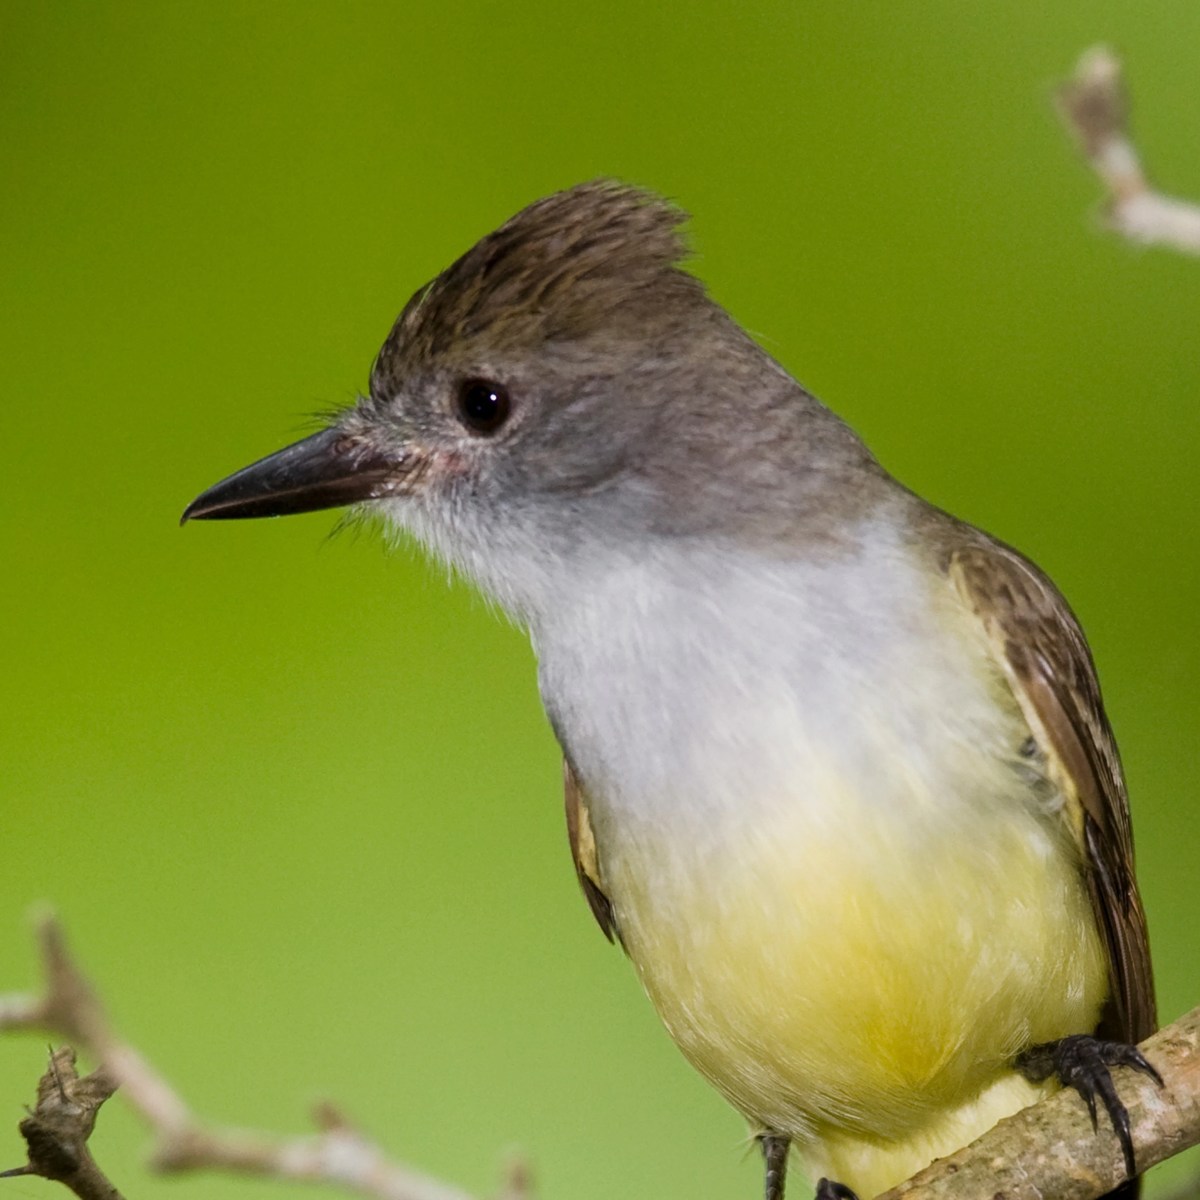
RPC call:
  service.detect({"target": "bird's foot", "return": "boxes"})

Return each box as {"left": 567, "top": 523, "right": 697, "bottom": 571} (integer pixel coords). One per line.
{"left": 759, "top": 1134, "right": 790, "bottom": 1200}
{"left": 1016, "top": 1034, "right": 1162, "bottom": 1177}
{"left": 815, "top": 1179, "right": 859, "bottom": 1200}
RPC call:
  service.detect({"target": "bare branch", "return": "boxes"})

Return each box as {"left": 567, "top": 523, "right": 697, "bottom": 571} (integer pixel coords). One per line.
{"left": 880, "top": 1006, "right": 1200, "bottom": 1200}
{"left": 1, "top": 914, "right": 476, "bottom": 1200}
{"left": 1057, "top": 46, "right": 1200, "bottom": 254}
{"left": 3, "top": 1046, "right": 122, "bottom": 1200}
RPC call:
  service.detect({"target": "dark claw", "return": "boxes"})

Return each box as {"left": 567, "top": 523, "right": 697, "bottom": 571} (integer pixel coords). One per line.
{"left": 1016, "top": 1035, "right": 1163, "bottom": 1178}
{"left": 1122, "top": 1046, "right": 1165, "bottom": 1088}
{"left": 815, "top": 1180, "right": 859, "bottom": 1200}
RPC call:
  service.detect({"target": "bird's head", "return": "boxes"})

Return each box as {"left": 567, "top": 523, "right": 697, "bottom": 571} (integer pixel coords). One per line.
{"left": 183, "top": 182, "right": 878, "bottom": 618}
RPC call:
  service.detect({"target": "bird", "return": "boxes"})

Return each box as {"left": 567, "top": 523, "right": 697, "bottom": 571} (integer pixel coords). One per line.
{"left": 183, "top": 181, "right": 1158, "bottom": 1200}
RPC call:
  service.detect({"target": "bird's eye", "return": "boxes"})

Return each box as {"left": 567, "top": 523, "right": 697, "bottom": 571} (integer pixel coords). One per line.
{"left": 455, "top": 378, "right": 512, "bottom": 435}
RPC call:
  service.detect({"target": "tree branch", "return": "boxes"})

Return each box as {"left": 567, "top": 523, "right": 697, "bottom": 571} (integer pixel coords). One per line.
{"left": 1, "top": 914, "right": 485, "bottom": 1200}
{"left": 3, "top": 914, "right": 1200, "bottom": 1200}
{"left": 881, "top": 1007, "right": 1200, "bottom": 1200}
{"left": 1, "top": 1047, "right": 122, "bottom": 1200}
{"left": 1057, "top": 46, "right": 1200, "bottom": 254}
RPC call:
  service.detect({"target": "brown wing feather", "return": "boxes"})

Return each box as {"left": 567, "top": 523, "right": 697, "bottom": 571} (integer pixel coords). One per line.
{"left": 948, "top": 537, "right": 1155, "bottom": 1044}
{"left": 563, "top": 757, "right": 620, "bottom": 945}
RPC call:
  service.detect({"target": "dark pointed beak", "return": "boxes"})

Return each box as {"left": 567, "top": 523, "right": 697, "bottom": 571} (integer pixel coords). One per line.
{"left": 181, "top": 427, "right": 413, "bottom": 523}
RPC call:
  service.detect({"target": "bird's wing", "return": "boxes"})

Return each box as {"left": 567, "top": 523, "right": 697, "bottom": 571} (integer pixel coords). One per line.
{"left": 947, "top": 537, "right": 1155, "bottom": 1043}
{"left": 563, "top": 757, "right": 620, "bottom": 945}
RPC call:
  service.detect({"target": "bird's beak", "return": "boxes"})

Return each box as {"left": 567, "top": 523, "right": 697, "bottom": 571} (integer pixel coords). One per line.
{"left": 181, "top": 426, "right": 414, "bottom": 523}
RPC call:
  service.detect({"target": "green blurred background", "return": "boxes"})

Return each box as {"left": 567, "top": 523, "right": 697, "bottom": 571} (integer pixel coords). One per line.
{"left": 3, "top": 4, "right": 1198, "bottom": 1199}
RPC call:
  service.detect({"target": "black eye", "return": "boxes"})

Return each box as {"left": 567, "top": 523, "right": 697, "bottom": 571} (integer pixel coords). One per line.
{"left": 455, "top": 378, "right": 512, "bottom": 435}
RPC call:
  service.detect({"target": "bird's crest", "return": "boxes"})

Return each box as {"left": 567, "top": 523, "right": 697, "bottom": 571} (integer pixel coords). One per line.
{"left": 372, "top": 181, "right": 705, "bottom": 384}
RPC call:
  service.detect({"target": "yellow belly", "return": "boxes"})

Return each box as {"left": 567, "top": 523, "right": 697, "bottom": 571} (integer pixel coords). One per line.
{"left": 606, "top": 800, "right": 1108, "bottom": 1198}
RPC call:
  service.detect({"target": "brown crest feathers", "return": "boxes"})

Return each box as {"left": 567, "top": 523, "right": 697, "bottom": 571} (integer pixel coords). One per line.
{"left": 373, "top": 181, "right": 706, "bottom": 379}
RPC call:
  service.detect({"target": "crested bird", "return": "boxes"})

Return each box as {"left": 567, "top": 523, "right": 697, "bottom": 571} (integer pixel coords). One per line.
{"left": 184, "top": 181, "right": 1158, "bottom": 1200}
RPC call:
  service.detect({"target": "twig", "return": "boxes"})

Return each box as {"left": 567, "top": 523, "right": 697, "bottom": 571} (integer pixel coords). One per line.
{"left": 880, "top": 1006, "right": 1200, "bottom": 1200}
{"left": 0, "top": 914, "right": 477, "bottom": 1200}
{"left": 2, "top": 1047, "right": 121, "bottom": 1200}
{"left": 1057, "top": 46, "right": 1200, "bottom": 254}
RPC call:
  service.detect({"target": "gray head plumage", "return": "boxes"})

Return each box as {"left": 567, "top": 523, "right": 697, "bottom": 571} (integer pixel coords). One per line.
{"left": 185, "top": 180, "right": 889, "bottom": 612}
